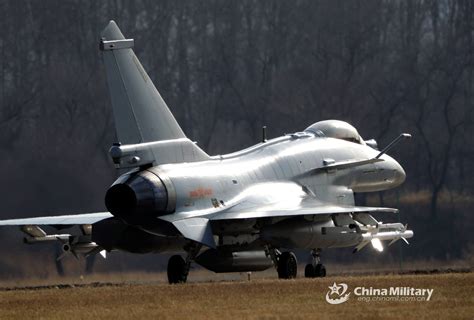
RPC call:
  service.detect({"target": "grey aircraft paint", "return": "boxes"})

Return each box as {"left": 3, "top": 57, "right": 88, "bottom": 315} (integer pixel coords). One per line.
{"left": 0, "top": 21, "right": 413, "bottom": 283}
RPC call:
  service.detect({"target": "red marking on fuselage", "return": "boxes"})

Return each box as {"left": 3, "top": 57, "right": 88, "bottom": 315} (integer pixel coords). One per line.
{"left": 189, "top": 187, "right": 213, "bottom": 198}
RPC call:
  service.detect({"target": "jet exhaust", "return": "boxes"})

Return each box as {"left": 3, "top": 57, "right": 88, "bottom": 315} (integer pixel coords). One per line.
{"left": 105, "top": 184, "right": 137, "bottom": 215}
{"left": 105, "top": 170, "right": 174, "bottom": 219}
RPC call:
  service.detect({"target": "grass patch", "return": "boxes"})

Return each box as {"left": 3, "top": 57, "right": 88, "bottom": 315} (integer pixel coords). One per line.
{"left": 0, "top": 273, "right": 471, "bottom": 319}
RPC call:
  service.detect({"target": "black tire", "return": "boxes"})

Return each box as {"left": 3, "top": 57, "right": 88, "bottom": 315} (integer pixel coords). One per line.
{"left": 277, "top": 251, "right": 298, "bottom": 279}
{"left": 304, "top": 264, "right": 315, "bottom": 278}
{"left": 167, "top": 255, "right": 187, "bottom": 284}
{"left": 315, "top": 264, "right": 326, "bottom": 277}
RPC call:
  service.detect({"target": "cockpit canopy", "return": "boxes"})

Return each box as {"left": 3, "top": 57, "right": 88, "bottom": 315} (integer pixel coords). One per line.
{"left": 304, "top": 120, "right": 365, "bottom": 144}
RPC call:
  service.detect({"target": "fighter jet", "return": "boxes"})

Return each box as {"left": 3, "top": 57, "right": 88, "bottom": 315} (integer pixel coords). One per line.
{"left": 0, "top": 21, "right": 413, "bottom": 283}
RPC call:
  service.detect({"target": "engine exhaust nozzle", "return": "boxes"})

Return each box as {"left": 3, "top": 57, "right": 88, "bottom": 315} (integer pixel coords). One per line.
{"left": 105, "top": 170, "right": 170, "bottom": 219}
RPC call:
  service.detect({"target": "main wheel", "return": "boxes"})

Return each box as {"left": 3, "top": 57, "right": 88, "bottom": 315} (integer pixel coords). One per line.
{"left": 167, "top": 255, "right": 187, "bottom": 284}
{"left": 277, "top": 251, "right": 298, "bottom": 279}
{"left": 315, "top": 264, "right": 326, "bottom": 277}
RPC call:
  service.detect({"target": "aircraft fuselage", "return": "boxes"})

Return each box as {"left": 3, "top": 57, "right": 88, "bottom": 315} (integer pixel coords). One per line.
{"left": 100, "top": 131, "right": 406, "bottom": 255}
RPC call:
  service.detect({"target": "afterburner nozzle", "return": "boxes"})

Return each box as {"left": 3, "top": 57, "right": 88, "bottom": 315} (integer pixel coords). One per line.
{"left": 105, "top": 170, "right": 170, "bottom": 219}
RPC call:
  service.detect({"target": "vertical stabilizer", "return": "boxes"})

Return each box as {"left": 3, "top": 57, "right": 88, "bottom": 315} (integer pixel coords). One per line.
{"left": 100, "top": 21, "right": 209, "bottom": 167}
{"left": 100, "top": 20, "right": 186, "bottom": 144}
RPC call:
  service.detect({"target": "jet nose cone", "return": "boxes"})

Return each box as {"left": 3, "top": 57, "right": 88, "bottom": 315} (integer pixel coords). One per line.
{"left": 393, "top": 162, "right": 406, "bottom": 186}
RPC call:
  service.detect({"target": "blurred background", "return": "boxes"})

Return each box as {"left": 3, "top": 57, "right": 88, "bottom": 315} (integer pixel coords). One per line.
{"left": 0, "top": 0, "right": 473, "bottom": 280}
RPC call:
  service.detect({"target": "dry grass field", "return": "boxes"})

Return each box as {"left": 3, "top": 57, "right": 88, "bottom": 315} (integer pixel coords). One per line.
{"left": 0, "top": 272, "right": 472, "bottom": 320}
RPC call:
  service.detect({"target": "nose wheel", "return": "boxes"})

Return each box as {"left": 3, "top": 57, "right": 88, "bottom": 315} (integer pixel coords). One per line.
{"left": 305, "top": 263, "right": 326, "bottom": 277}
{"left": 304, "top": 249, "right": 326, "bottom": 278}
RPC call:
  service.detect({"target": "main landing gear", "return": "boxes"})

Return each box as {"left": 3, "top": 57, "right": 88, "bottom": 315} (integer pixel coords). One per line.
{"left": 167, "top": 255, "right": 187, "bottom": 284}
{"left": 266, "top": 247, "right": 298, "bottom": 279}
{"left": 278, "top": 251, "right": 298, "bottom": 279}
{"left": 304, "top": 248, "right": 326, "bottom": 278}
{"left": 167, "top": 243, "right": 202, "bottom": 284}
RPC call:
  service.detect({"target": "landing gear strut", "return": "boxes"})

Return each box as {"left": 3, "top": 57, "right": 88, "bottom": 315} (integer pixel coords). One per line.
{"left": 265, "top": 246, "right": 298, "bottom": 279}
{"left": 304, "top": 249, "right": 326, "bottom": 278}
{"left": 167, "top": 243, "right": 202, "bottom": 284}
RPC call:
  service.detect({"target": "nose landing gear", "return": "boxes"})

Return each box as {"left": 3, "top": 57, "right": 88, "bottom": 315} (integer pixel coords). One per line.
{"left": 304, "top": 249, "right": 326, "bottom": 278}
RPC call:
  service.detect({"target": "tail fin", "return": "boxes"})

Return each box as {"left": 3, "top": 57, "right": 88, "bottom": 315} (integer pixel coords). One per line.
{"left": 101, "top": 20, "right": 186, "bottom": 144}
{"left": 100, "top": 21, "right": 209, "bottom": 167}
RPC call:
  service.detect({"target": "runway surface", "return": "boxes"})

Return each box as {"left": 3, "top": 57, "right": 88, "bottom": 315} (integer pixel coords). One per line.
{"left": 0, "top": 271, "right": 472, "bottom": 319}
